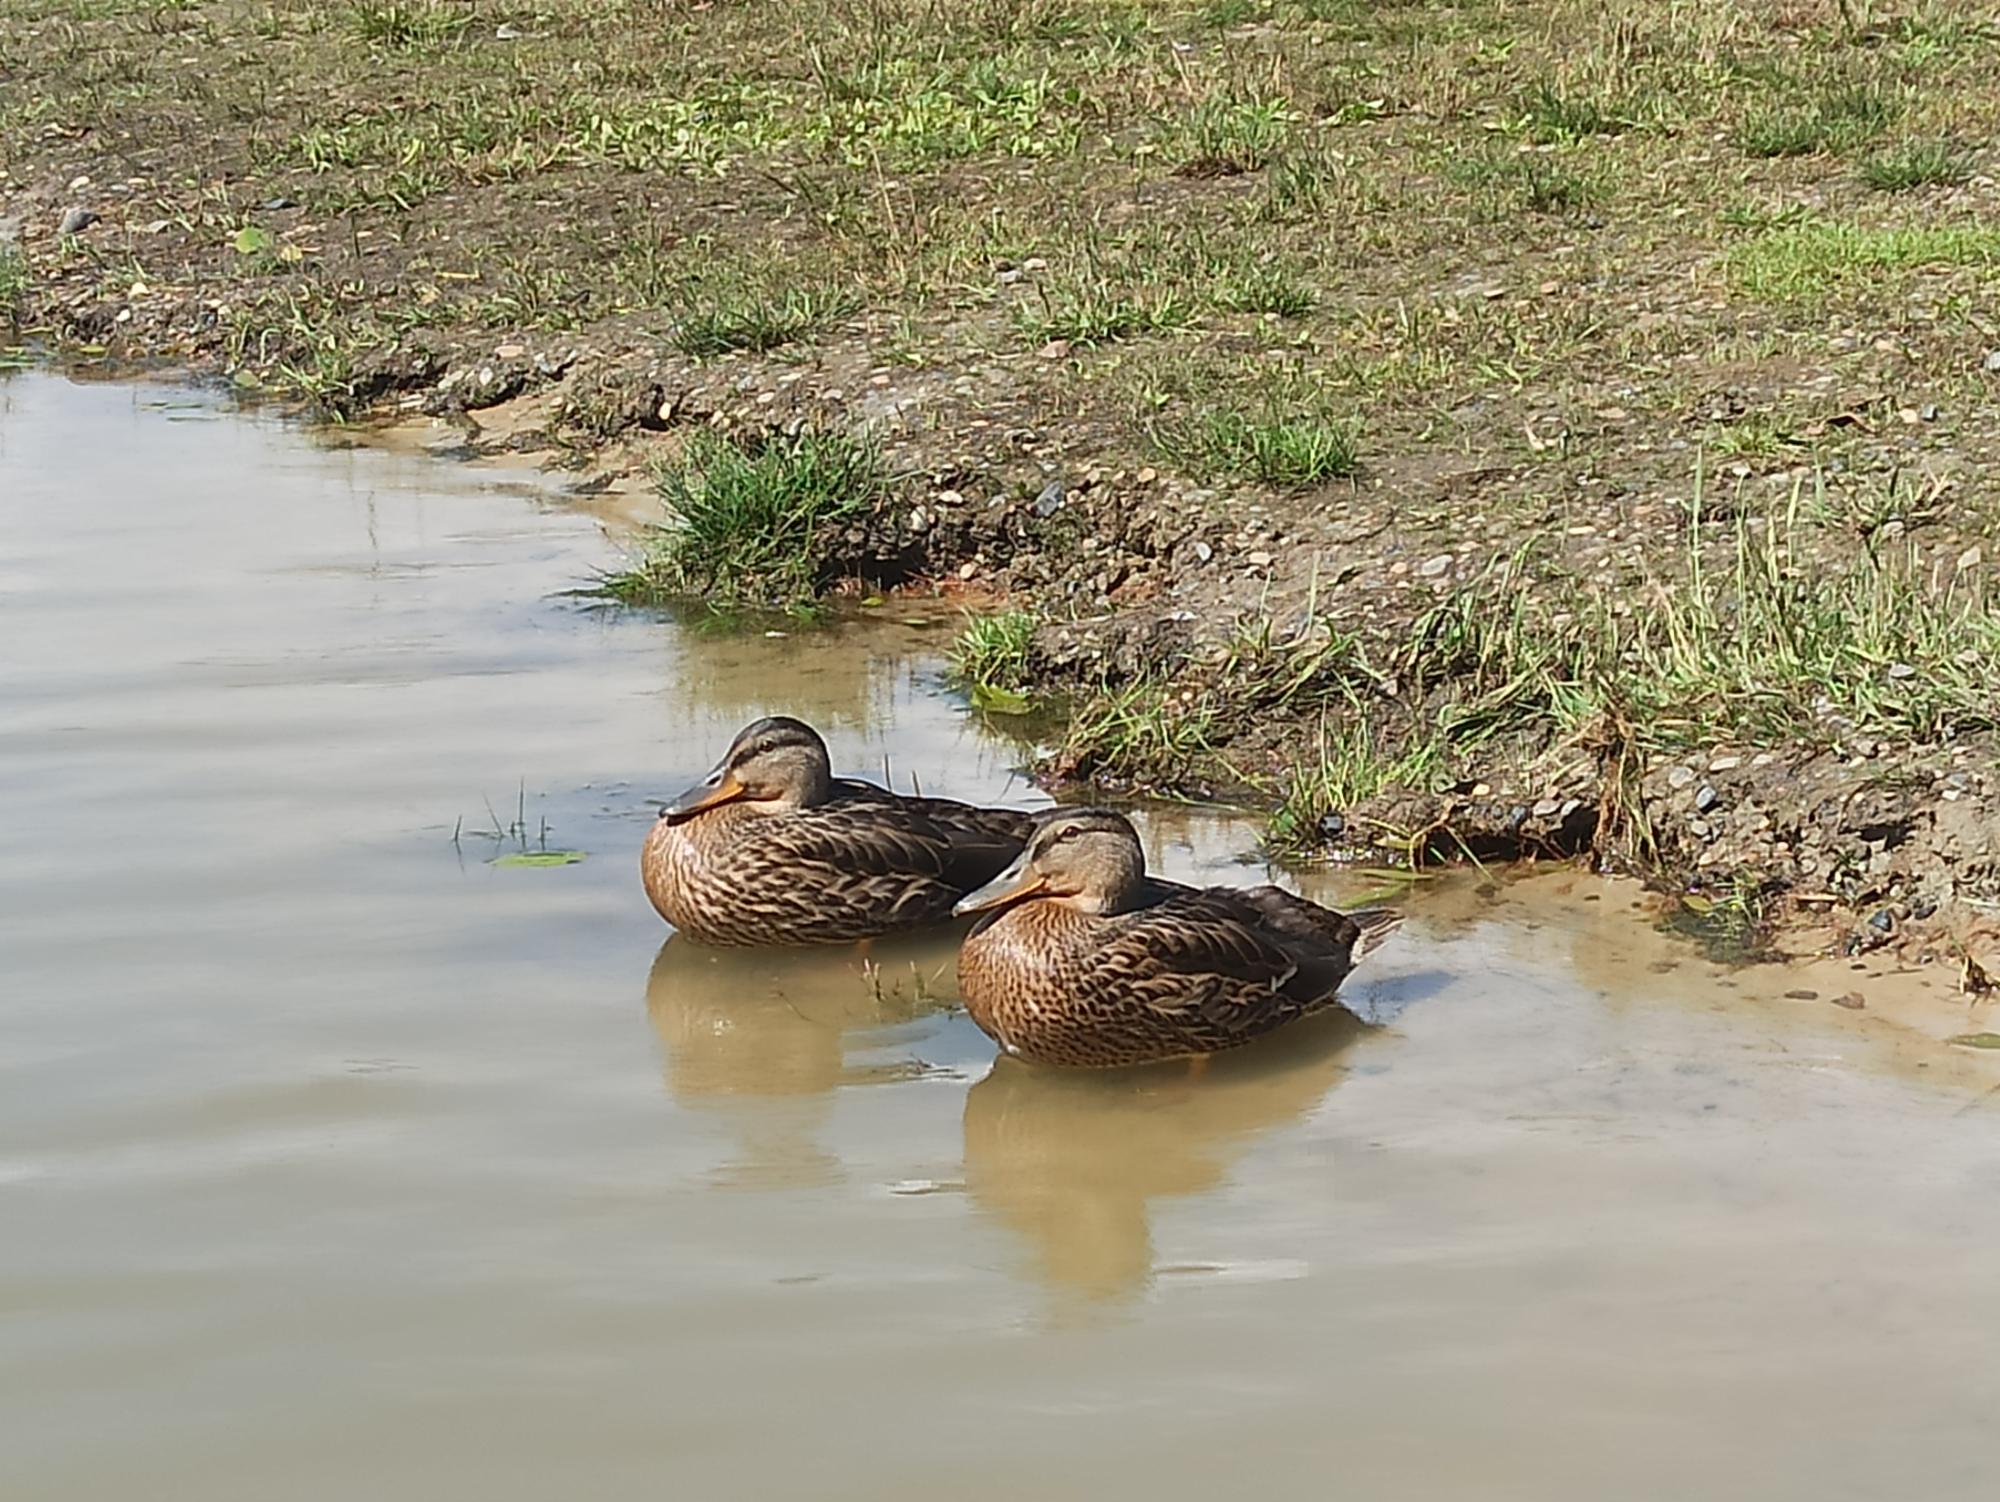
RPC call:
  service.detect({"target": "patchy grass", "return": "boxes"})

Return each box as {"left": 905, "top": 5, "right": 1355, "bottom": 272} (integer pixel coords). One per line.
{"left": 1057, "top": 677, "right": 1219, "bottom": 789}
{"left": 1858, "top": 140, "right": 1971, "bottom": 192}
{"left": 1729, "top": 221, "right": 2000, "bottom": 299}
{"left": 1449, "top": 147, "right": 1606, "bottom": 216}
{"left": 1736, "top": 82, "right": 1903, "bottom": 158}
{"left": 1059, "top": 469, "right": 1997, "bottom": 848}
{"left": 1163, "top": 407, "right": 1361, "bottom": 489}
{"left": 0, "top": 246, "right": 24, "bottom": 319}
{"left": 606, "top": 429, "right": 884, "bottom": 606}
{"left": 346, "top": 2, "right": 469, "bottom": 51}
{"left": 1016, "top": 281, "right": 1198, "bottom": 346}
{"left": 669, "top": 277, "right": 859, "bottom": 358}
{"left": 1520, "top": 81, "right": 1629, "bottom": 143}
{"left": 1172, "top": 94, "right": 1295, "bottom": 174}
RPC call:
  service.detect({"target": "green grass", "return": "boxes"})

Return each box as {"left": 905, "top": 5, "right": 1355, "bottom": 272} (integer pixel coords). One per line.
{"left": 1210, "top": 261, "right": 1317, "bottom": 317}
{"left": 1520, "top": 81, "right": 1628, "bottom": 143}
{"left": 669, "top": 281, "right": 860, "bottom": 358}
{"left": 1016, "top": 282, "right": 1197, "bottom": 346}
{"left": 1162, "top": 408, "right": 1360, "bottom": 488}
{"left": 1729, "top": 220, "right": 2000, "bottom": 299}
{"left": 951, "top": 610, "right": 1040, "bottom": 712}
{"left": 606, "top": 429, "right": 884, "bottom": 606}
{"left": 1058, "top": 471, "right": 1997, "bottom": 835}
{"left": 0, "top": 245, "right": 25, "bottom": 318}
{"left": 1736, "top": 82, "right": 1902, "bottom": 158}
{"left": 1055, "top": 678, "right": 1217, "bottom": 787}
{"left": 1268, "top": 722, "right": 1448, "bottom": 851}
{"left": 1394, "top": 478, "right": 2000, "bottom": 752}
{"left": 346, "top": 1, "right": 468, "bottom": 51}
{"left": 1858, "top": 139, "right": 1971, "bottom": 192}
{"left": 1449, "top": 149, "right": 1605, "bottom": 215}
{"left": 1172, "top": 95, "right": 1295, "bottom": 173}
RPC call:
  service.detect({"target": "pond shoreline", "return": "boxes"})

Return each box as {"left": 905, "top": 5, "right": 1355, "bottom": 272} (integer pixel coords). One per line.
{"left": 4, "top": 1, "right": 1994, "bottom": 977}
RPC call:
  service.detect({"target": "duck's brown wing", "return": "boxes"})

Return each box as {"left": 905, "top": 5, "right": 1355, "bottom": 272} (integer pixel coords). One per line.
{"left": 1097, "top": 888, "right": 1395, "bottom": 1048}
{"left": 822, "top": 785, "right": 1031, "bottom": 886}
{"left": 1230, "top": 887, "right": 1402, "bottom": 992}
{"left": 896, "top": 794, "right": 1038, "bottom": 850}
{"left": 757, "top": 797, "right": 1024, "bottom": 928}
{"left": 1090, "top": 891, "right": 1318, "bottom": 1050}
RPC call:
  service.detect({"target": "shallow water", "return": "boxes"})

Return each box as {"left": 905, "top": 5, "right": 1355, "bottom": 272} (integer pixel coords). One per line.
{"left": 4, "top": 372, "right": 1999, "bottom": 1500}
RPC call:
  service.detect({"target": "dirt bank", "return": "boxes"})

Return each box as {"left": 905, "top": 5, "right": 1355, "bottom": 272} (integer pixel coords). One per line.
{"left": 3, "top": 0, "right": 1995, "bottom": 969}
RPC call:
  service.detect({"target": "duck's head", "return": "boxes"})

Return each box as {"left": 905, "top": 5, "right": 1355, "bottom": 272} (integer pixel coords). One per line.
{"left": 663, "top": 716, "right": 832, "bottom": 820}
{"left": 953, "top": 807, "right": 1146, "bottom": 917}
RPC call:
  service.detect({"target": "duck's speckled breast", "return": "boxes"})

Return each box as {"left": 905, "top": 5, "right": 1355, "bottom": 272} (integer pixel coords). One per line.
{"left": 959, "top": 902, "right": 1100, "bottom": 1060}
{"left": 640, "top": 803, "right": 764, "bottom": 945}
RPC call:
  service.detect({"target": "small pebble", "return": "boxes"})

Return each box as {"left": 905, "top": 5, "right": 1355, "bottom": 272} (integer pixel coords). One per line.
{"left": 1667, "top": 765, "right": 1696, "bottom": 790}
{"left": 1830, "top": 992, "right": 1867, "bottom": 1010}
{"left": 56, "top": 206, "right": 98, "bottom": 236}
{"left": 1784, "top": 989, "right": 1819, "bottom": 1001}
{"left": 1695, "top": 784, "right": 1718, "bottom": 812}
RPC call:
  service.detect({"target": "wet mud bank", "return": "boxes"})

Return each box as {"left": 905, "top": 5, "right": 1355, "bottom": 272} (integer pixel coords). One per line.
{"left": 6, "top": 316, "right": 1993, "bottom": 972}
{"left": 5, "top": 1, "right": 1995, "bottom": 972}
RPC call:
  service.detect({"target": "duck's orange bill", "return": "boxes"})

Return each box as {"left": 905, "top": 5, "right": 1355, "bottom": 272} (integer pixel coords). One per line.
{"left": 664, "top": 768, "right": 746, "bottom": 820}
{"left": 953, "top": 858, "right": 1049, "bottom": 917}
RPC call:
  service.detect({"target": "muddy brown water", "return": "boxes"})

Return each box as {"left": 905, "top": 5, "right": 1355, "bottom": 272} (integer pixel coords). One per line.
{"left": 4, "top": 372, "right": 2000, "bottom": 1500}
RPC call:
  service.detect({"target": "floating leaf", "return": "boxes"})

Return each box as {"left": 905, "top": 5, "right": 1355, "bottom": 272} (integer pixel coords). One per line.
{"left": 492, "top": 850, "right": 587, "bottom": 868}
{"left": 232, "top": 225, "right": 274, "bottom": 256}
{"left": 1946, "top": 1033, "right": 2000, "bottom": 1050}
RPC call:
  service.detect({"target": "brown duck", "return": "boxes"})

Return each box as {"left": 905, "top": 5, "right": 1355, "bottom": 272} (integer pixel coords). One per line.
{"left": 641, "top": 716, "right": 1035, "bottom": 946}
{"left": 954, "top": 808, "right": 1400, "bottom": 1067}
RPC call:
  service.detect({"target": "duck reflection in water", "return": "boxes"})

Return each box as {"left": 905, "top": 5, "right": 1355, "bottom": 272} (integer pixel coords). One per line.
{"left": 643, "top": 933, "right": 957, "bottom": 1189}
{"left": 962, "top": 1009, "right": 1367, "bottom": 1314}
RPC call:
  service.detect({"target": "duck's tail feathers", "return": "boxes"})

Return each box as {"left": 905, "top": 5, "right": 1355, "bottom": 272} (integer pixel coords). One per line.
{"left": 1347, "top": 908, "right": 1403, "bottom": 959}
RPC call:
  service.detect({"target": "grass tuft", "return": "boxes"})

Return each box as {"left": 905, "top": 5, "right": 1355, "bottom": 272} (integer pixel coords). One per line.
{"left": 1858, "top": 139, "right": 1971, "bottom": 192}
{"left": 1521, "top": 81, "right": 1628, "bottom": 142}
{"left": 1173, "top": 95, "right": 1295, "bottom": 174}
{"left": 1056, "top": 678, "right": 1216, "bottom": 787}
{"left": 606, "top": 429, "right": 883, "bottom": 606}
{"left": 1160, "top": 407, "right": 1360, "bottom": 489}
{"left": 1017, "top": 282, "right": 1196, "bottom": 346}
{"left": 1737, "top": 81, "right": 1902, "bottom": 157}
{"left": 0, "top": 245, "right": 25, "bottom": 318}
{"left": 951, "top": 610, "right": 1040, "bottom": 712}
{"left": 1210, "top": 260, "right": 1317, "bottom": 317}
{"left": 346, "top": 2, "right": 468, "bottom": 51}
{"left": 670, "top": 281, "right": 859, "bottom": 358}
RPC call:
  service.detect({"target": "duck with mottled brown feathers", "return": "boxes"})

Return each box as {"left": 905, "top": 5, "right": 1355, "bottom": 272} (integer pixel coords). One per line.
{"left": 641, "top": 716, "right": 1035, "bottom": 946}
{"left": 953, "top": 808, "right": 1400, "bottom": 1068}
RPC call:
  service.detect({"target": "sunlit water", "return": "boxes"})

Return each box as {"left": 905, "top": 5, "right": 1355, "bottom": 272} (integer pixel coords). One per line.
{"left": 3, "top": 373, "right": 1998, "bottom": 1500}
